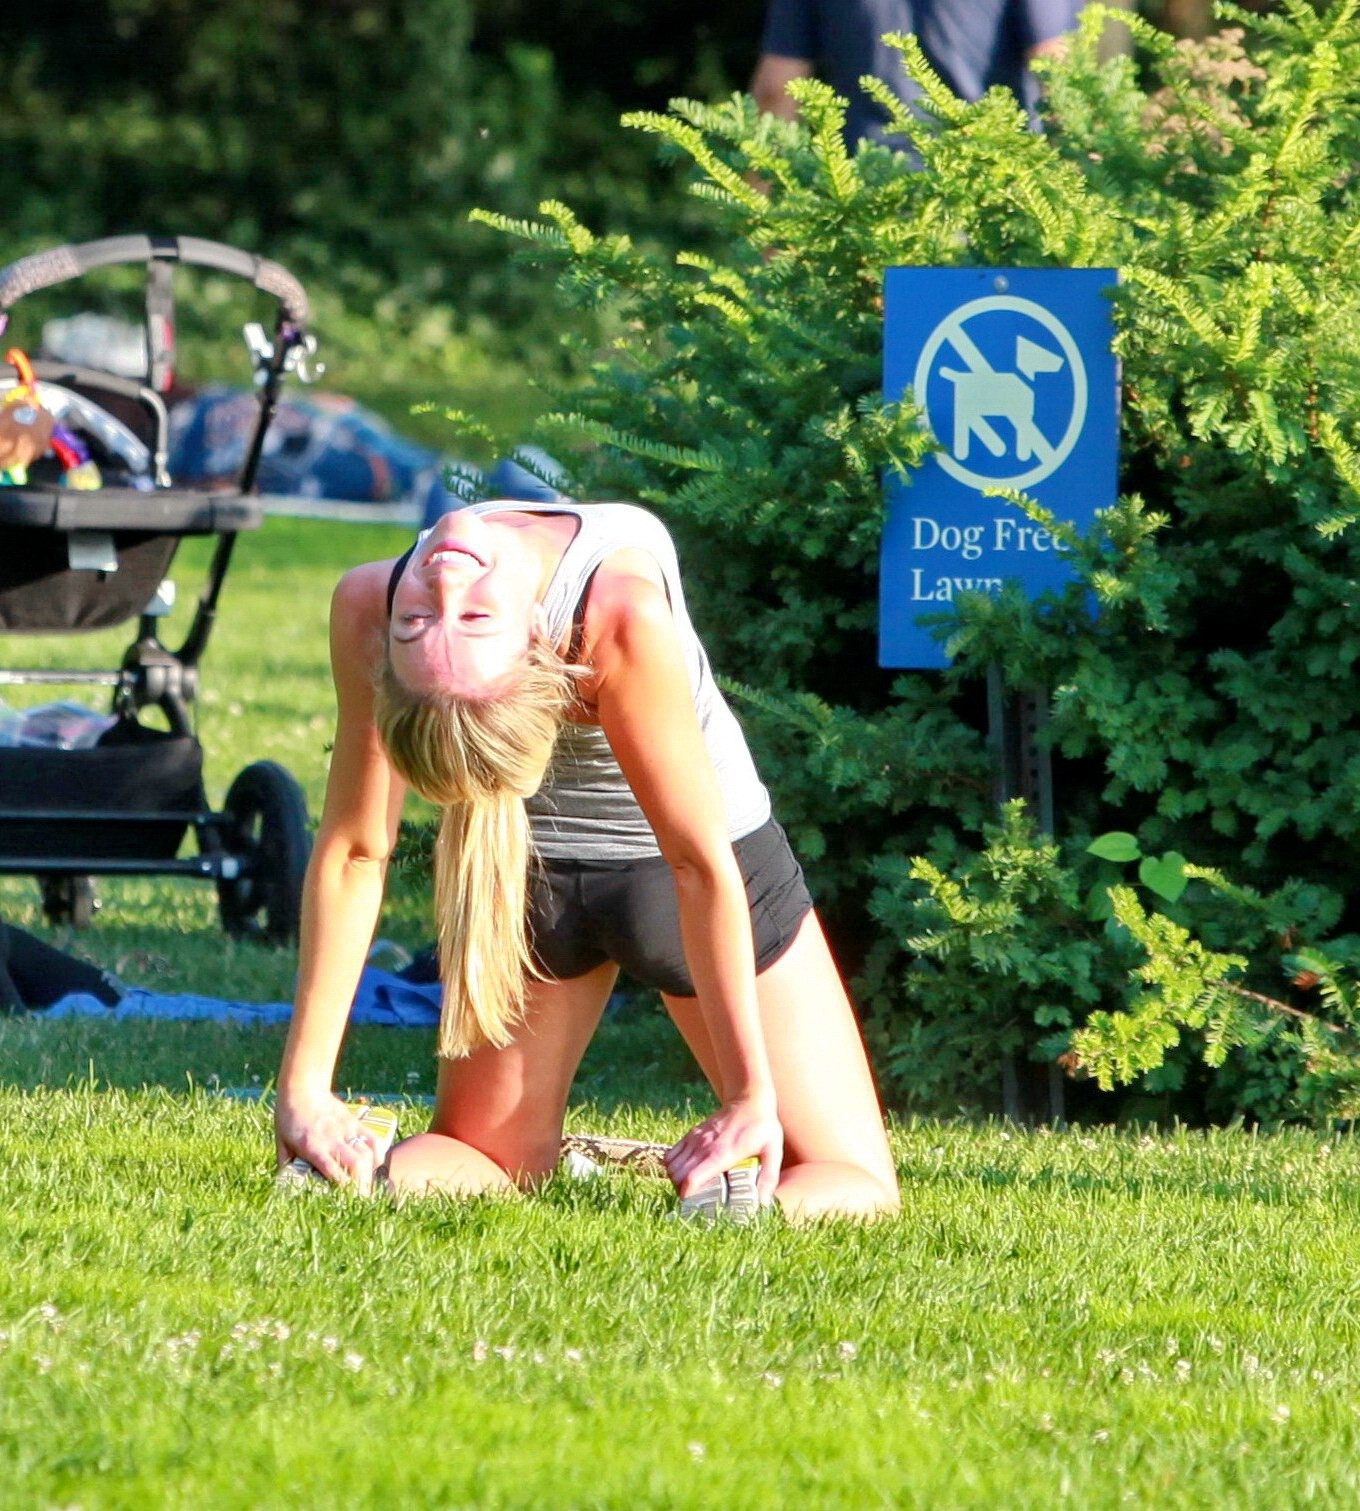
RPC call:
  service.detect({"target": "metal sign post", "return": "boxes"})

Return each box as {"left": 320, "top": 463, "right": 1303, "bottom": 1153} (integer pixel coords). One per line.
{"left": 880, "top": 266, "right": 1120, "bottom": 1121}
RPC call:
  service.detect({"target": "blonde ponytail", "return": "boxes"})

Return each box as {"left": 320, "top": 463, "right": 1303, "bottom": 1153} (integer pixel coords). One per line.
{"left": 374, "top": 640, "right": 577, "bottom": 1057}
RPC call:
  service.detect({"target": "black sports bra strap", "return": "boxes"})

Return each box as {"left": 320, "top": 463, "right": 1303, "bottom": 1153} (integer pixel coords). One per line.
{"left": 386, "top": 541, "right": 417, "bottom": 618}
{"left": 566, "top": 567, "right": 599, "bottom": 665}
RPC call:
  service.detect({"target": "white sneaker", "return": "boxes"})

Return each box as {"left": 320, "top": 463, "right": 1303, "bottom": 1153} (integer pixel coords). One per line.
{"left": 678, "top": 1158, "right": 762, "bottom": 1224}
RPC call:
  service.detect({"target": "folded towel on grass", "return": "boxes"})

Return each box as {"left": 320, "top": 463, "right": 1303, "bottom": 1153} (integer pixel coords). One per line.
{"left": 37, "top": 966, "right": 442, "bottom": 1028}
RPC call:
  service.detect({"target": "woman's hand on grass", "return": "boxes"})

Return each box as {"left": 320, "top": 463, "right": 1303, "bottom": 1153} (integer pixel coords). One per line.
{"left": 664, "top": 1097, "right": 783, "bottom": 1207}
{"left": 275, "top": 1086, "right": 381, "bottom": 1194}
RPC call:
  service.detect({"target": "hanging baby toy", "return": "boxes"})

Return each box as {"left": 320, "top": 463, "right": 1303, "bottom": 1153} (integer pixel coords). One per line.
{"left": 0, "top": 348, "right": 102, "bottom": 489}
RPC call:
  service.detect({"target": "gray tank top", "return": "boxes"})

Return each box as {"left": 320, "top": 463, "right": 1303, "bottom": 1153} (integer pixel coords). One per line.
{"left": 466, "top": 499, "right": 771, "bottom": 859}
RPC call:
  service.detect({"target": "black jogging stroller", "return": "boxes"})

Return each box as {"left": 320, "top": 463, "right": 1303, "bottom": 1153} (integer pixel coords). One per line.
{"left": 0, "top": 235, "right": 319, "bottom": 940}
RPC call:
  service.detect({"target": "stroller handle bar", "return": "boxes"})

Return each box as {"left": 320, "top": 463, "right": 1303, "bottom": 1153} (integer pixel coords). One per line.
{"left": 0, "top": 235, "right": 309, "bottom": 326}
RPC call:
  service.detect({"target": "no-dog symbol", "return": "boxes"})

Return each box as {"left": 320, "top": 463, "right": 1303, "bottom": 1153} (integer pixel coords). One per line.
{"left": 879, "top": 267, "right": 1120, "bottom": 670}
{"left": 914, "top": 296, "right": 1086, "bottom": 491}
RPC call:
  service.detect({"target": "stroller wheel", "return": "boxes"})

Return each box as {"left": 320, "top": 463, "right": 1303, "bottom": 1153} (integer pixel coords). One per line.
{"left": 215, "top": 762, "right": 311, "bottom": 945}
{"left": 39, "top": 875, "right": 99, "bottom": 930}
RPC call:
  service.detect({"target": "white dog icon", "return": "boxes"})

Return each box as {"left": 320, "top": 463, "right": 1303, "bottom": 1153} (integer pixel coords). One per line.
{"left": 939, "top": 337, "right": 1064, "bottom": 463}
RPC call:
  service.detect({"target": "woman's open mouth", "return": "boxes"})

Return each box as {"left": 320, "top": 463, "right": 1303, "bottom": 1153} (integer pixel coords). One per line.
{"left": 424, "top": 542, "right": 486, "bottom": 569}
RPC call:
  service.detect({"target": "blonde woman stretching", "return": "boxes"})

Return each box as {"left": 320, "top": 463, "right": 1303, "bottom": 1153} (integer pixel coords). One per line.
{"left": 274, "top": 501, "right": 900, "bottom": 1221}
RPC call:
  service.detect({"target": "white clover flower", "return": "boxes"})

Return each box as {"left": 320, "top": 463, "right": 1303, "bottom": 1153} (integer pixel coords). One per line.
{"left": 687, "top": 1443, "right": 706, "bottom": 1461}
{"left": 564, "top": 1347, "right": 584, "bottom": 1364}
{"left": 1273, "top": 1404, "right": 1291, "bottom": 1424}
{"left": 342, "top": 1352, "right": 365, "bottom": 1372}
{"left": 838, "top": 1341, "right": 859, "bottom": 1360}
{"left": 471, "top": 1340, "right": 489, "bottom": 1363}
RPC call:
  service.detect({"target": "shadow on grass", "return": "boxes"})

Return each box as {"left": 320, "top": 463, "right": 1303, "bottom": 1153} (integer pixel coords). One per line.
{"left": 0, "top": 1002, "right": 713, "bottom": 1122}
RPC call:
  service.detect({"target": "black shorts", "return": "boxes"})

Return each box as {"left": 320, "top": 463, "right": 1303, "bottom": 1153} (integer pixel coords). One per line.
{"left": 527, "top": 817, "right": 814, "bottom": 998}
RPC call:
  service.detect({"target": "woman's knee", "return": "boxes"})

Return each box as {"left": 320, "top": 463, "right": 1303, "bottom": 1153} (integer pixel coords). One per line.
{"left": 775, "top": 1159, "right": 901, "bottom": 1222}
{"left": 386, "top": 1131, "right": 517, "bottom": 1198}
{"left": 432, "top": 1108, "right": 566, "bottom": 1184}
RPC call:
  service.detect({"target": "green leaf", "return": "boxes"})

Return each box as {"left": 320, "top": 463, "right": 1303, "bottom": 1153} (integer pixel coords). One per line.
{"left": 1087, "top": 832, "right": 1141, "bottom": 863}
{"left": 1084, "top": 880, "right": 1115, "bottom": 922}
{"left": 1139, "top": 852, "right": 1189, "bottom": 904}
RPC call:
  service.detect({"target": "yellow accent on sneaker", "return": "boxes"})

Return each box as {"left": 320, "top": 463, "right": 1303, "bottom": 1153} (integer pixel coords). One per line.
{"left": 678, "top": 1159, "right": 762, "bottom": 1224}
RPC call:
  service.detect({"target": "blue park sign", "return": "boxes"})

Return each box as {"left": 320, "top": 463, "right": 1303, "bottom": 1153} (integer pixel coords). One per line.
{"left": 879, "top": 267, "right": 1120, "bottom": 669}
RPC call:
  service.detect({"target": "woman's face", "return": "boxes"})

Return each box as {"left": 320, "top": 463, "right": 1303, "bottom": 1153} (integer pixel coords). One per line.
{"left": 387, "top": 510, "right": 541, "bottom": 698}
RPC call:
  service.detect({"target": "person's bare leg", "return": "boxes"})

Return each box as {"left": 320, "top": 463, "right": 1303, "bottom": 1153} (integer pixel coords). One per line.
{"left": 664, "top": 911, "right": 899, "bottom": 1222}
{"left": 387, "top": 962, "right": 618, "bottom": 1198}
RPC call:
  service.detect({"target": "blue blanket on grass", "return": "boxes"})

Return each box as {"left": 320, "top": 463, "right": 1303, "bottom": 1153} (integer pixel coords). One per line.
{"left": 38, "top": 966, "right": 441, "bottom": 1028}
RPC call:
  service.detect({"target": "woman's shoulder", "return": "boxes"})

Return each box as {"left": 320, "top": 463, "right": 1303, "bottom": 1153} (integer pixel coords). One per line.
{"left": 581, "top": 553, "right": 674, "bottom": 669}
{"left": 333, "top": 557, "right": 394, "bottom": 620}
{"left": 329, "top": 558, "right": 397, "bottom": 679}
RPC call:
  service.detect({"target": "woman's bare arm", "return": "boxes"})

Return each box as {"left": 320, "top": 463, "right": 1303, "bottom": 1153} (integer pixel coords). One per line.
{"left": 275, "top": 563, "right": 406, "bottom": 1186}
{"left": 589, "top": 573, "right": 783, "bottom": 1200}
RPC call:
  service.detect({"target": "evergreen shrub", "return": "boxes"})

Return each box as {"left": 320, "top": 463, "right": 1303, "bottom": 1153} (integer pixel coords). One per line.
{"left": 473, "top": 2, "right": 1360, "bottom": 1123}
{"left": 5, "top": 0, "right": 764, "bottom": 360}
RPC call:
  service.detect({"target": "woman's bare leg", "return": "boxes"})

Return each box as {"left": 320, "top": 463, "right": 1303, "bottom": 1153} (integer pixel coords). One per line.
{"left": 387, "top": 961, "right": 619, "bottom": 1197}
{"left": 663, "top": 911, "right": 900, "bottom": 1222}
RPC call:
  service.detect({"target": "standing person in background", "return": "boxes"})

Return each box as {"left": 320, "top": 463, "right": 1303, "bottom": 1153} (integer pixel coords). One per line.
{"left": 752, "top": 0, "right": 923, "bottom": 148}
{"left": 751, "top": 0, "right": 1080, "bottom": 147}
{"left": 917, "top": 0, "right": 1078, "bottom": 124}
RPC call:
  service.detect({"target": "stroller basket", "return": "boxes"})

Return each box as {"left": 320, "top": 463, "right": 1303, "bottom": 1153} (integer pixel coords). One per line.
{"left": 0, "top": 235, "right": 315, "bottom": 940}
{"left": 0, "top": 728, "right": 202, "bottom": 863}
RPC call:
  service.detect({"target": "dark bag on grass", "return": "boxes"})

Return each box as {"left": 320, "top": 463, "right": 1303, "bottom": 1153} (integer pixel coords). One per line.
{"left": 0, "top": 914, "right": 125, "bottom": 1012}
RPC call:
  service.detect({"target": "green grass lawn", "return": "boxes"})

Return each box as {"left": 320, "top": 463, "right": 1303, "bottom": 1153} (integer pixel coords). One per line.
{"left": 4, "top": 519, "right": 1360, "bottom": 1508}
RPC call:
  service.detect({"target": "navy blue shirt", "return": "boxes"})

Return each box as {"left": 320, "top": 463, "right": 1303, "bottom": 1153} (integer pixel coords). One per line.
{"left": 759, "top": 0, "right": 1079, "bottom": 146}
{"left": 917, "top": 0, "right": 1078, "bottom": 121}
{"left": 760, "top": 0, "right": 922, "bottom": 148}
